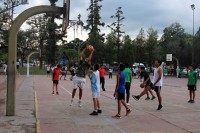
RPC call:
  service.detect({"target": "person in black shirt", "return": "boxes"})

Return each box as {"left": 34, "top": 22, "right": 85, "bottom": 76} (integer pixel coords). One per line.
{"left": 132, "top": 66, "right": 156, "bottom": 101}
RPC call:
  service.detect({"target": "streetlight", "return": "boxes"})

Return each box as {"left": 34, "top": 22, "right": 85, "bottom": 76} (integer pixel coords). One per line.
{"left": 191, "top": 4, "right": 195, "bottom": 65}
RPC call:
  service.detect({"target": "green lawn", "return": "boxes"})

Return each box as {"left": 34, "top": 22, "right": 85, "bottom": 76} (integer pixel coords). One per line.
{"left": 17, "top": 67, "right": 46, "bottom": 75}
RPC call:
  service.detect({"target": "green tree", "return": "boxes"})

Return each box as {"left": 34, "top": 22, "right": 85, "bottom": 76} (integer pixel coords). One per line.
{"left": 146, "top": 27, "right": 158, "bottom": 66}
{"left": 85, "top": 0, "right": 105, "bottom": 63}
{"left": 107, "top": 7, "right": 125, "bottom": 63}
{"left": 120, "top": 35, "right": 135, "bottom": 64}
{"left": 104, "top": 32, "right": 117, "bottom": 64}
{"left": 135, "top": 28, "right": 146, "bottom": 64}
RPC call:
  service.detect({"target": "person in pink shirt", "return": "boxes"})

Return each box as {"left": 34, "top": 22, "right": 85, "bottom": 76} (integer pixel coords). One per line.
{"left": 99, "top": 65, "right": 106, "bottom": 91}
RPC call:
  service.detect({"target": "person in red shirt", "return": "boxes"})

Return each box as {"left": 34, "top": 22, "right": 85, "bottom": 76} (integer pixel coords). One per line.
{"left": 52, "top": 64, "right": 61, "bottom": 95}
{"left": 99, "top": 65, "right": 106, "bottom": 91}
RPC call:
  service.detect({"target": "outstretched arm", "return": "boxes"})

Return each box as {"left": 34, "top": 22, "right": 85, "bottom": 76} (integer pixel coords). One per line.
{"left": 79, "top": 48, "right": 86, "bottom": 61}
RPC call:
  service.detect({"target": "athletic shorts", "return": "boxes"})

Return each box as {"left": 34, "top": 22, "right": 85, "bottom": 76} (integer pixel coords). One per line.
{"left": 53, "top": 80, "right": 59, "bottom": 84}
{"left": 153, "top": 86, "right": 162, "bottom": 93}
{"left": 47, "top": 71, "right": 50, "bottom": 74}
{"left": 73, "top": 76, "right": 86, "bottom": 89}
{"left": 116, "top": 93, "right": 125, "bottom": 100}
{"left": 92, "top": 92, "right": 100, "bottom": 98}
{"left": 145, "top": 82, "right": 153, "bottom": 89}
{"left": 188, "top": 85, "right": 196, "bottom": 91}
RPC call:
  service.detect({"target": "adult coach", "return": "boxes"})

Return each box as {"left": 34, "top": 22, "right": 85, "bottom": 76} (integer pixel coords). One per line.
{"left": 152, "top": 60, "right": 163, "bottom": 110}
{"left": 70, "top": 46, "right": 94, "bottom": 107}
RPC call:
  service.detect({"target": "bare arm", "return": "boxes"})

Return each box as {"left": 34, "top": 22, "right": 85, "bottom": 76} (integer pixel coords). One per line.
{"left": 114, "top": 74, "right": 120, "bottom": 97}
{"left": 79, "top": 48, "right": 86, "bottom": 61}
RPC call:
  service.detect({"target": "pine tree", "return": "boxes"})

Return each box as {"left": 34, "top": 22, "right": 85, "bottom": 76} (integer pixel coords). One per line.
{"left": 85, "top": 0, "right": 105, "bottom": 63}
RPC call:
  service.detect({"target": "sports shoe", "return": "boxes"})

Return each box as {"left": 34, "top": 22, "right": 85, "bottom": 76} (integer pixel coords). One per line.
{"left": 126, "top": 103, "right": 130, "bottom": 106}
{"left": 190, "top": 100, "right": 195, "bottom": 103}
{"left": 90, "top": 111, "right": 98, "bottom": 115}
{"left": 125, "top": 109, "right": 132, "bottom": 116}
{"left": 151, "top": 96, "right": 156, "bottom": 100}
{"left": 157, "top": 105, "right": 163, "bottom": 110}
{"left": 145, "top": 97, "right": 150, "bottom": 100}
{"left": 112, "top": 114, "right": 121, "bottom": 119}
{"left": 188, "top": 100, "right": 192, "bottom": 103}
{"left": 52, "top": 91, "right": 54, "bottom": 94}
{"left": 78, "top": 100, "right": 82, "bottom": 107}
{"left": 70, "top": 99, "right": 73, "bottom": 106}
{"left": 56, "top": 92, "right": 59, "bottom": 95}
{"left": 132, "top": 95, "right": 140, "bottom": 101}
{"left": 98, "top": 109, "right": 102, "bottom": 113}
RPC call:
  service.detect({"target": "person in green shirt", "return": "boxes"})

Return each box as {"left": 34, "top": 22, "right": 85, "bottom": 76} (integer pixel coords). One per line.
{"left": 163, "top": 67, "right": 168, "bottom": 78}
{"left": 187, "top": 65, "right": 197, "bottom": 103}
{"left": 123, "top": 63, "right": 132, "bottom": 105}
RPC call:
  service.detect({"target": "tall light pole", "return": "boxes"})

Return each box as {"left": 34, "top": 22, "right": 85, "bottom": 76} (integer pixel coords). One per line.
{"left": 191, "top": 4, "right": 195, "bottom": 65}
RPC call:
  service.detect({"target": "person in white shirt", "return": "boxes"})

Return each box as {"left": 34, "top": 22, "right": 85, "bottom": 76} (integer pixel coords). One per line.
{"left": 152, "top": 60, "right": 163, "bottom": 110}
{"left": 109, "top": 67, "right": 113, "bottom": 79}
{"left": 3, "top": 63, "right": 7, "bottom": 75}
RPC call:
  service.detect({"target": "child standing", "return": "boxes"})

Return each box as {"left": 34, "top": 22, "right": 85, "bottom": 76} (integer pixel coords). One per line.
{"left": 187, "top": 65, "right": 197, "bottom": 103}
{"left": 89, "top": 64, "right": 102, "bottom": 115}
{"left": 52, "top": 64, "right": 61, "bottom": 95}
{"left": 113, "top": 64, "right": 132, "bottom": 119}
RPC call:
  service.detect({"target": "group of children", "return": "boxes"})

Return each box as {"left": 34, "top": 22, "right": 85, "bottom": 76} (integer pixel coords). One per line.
{"left": 50, "top": 45, "right": 197, "bottom": 118}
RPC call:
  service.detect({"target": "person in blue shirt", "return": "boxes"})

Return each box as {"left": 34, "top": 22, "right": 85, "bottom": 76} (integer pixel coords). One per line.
{"left": 113, "top": 64, "right": 132, "bottom": 119}
{"left": 89, "top": 64, "right": 102, "bottom": 115}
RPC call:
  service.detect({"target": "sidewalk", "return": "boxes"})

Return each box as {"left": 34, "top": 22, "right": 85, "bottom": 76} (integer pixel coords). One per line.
{"left": 0, "top": 76, "right": 36, "bottom": 133}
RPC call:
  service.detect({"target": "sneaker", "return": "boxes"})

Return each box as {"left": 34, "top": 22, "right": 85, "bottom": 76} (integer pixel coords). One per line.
{"left": 52, "top": 91, "right": 54, "bottom": 94}
{"left": 132, "top": 95, "right": 140, "bottom": 101}
{"left": 191, "top": 100, "right": 195, "bottom": 103}
{"left": 112, "top": 114, "right": 121, "bottom": 119}
{"left": 145, "top": 97, "right": 150, "bottom": 100}
{"left": 188, "top": 100, "right": 192, "bottom": 103}
{"left": 56, "top": 92, "right": 59, "bottom": 95}
{"left": 98, "top": 109, "right": 102, "bottom": 113}
{"left": 151, "top": 96, "right": 156, "bottom": 100}
{"left": 126, "top": 103, "right": 130, "bottom": 106}
{"left": 70, "top": 99, "right": 73, "bottom": 106}
{"left": 90, "top": 111, "right": 98, "bottom": 115}
{"left": 78, "top": 100, "right": 82, "bottom": 107}
{"left": 125, "top": 109, "right": 132, "bottom": 116}
{"left": 157, "top": 105, "right": 163, "bottom": 110}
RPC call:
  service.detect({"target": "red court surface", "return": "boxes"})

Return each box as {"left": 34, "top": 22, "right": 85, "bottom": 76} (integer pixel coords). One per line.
{"left": 34, "top": 75, "right": 200, "bottom": 133}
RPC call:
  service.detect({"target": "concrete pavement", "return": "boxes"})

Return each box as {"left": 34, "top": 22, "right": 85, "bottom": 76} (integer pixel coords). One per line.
{"left": 34, "top": 75, "right": 200, "bottom": 133}
{"left": 1, "top": 75, "right": 200, "bottom": 133}
{"left": 0, "top": 76, "right": 36, "bottom": 133}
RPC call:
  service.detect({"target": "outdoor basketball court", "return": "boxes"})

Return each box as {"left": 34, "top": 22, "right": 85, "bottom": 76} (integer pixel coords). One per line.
{"left": 34, "top": 75, "right": 200, "bottom": 133}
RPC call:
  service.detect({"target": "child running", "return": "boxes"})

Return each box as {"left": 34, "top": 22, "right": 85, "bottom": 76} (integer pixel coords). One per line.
{"left": 132, "top": 66, "right": 156, "bottom": 101}
{"left": 113, "top": 64, "right": 132, "bottom": 119}
{"left": 89, "top": 64, "right": 102, "bottom": 115}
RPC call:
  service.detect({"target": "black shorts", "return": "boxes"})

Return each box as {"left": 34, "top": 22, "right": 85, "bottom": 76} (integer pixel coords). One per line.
{"left": 145, "top": 82, "right": 153, "bottom": 89}
{"left": 117, "top": 93, "right": 125, "bottom": 100}
{"left": 152, "top": 86, "right": 162, "bottom": 93}
{"left": 133, "top": 73, "right": 136, "bottom": 76}
{"left": 188, "top": 85, "right": 196, "bottom": 91}
{"left": 53, "top": 80, "right": 59, "bottom": 84}
{"left": 47, "top": 71, "right": 50, "bottom": 74}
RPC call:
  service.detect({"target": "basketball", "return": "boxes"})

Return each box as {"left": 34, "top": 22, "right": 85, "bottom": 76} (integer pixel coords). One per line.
{"left": 87, "top": 45, "right": 94, "bottom": 52}
{"left": 140, "top": 83, "right": 145, "bottom": 88}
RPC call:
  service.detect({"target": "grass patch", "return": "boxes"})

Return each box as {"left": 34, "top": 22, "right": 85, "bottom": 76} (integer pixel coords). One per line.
{"left": 17, "top": 67, "right": 46, "bottom": 75}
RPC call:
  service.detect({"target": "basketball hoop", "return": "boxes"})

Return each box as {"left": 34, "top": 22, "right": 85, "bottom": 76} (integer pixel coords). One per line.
{"left": 62, "top": 0, "right": 70, "bottom": 34}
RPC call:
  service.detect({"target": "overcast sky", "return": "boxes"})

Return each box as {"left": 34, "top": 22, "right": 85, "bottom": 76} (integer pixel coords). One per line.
{"left": 13, "top": 0, "right": 200, "bottom": 41}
